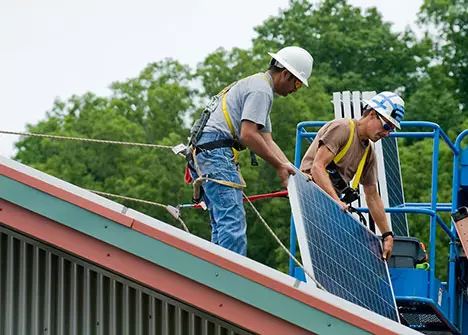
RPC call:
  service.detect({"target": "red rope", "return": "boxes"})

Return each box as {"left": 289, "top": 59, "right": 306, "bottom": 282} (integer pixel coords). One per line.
{"left": 245, "top": 190, "right": 288, "bottom": 202}
{"left": 183, "top": 190, "right": 288, "bottom": 209}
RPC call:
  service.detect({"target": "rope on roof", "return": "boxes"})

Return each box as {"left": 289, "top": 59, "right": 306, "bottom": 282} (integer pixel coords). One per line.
{"left": 242, "top": 191, "right": 326, "bottom": 291}
{"left": 89, "top": 189, "right": 189, "bottom": 233}
{"left": 2, "top": 129, "right": 325, "bottom": 289}
{"left": 0, "top": 130, "right": 179, "bottom": 152}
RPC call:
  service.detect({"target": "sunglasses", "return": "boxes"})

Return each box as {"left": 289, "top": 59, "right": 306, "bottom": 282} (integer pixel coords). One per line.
{"left": 376, "top": 113, "right": 395, "bottom": 132}
{"left": 287, "top": 72, "right": 303, "bottom": 89}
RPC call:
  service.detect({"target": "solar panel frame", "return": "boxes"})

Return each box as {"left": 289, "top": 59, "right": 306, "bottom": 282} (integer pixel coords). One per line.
{"left": 381, "top": 136, "right": 409, "bottom": 236}
{"left": 288, "top": 169, "right": 400, "bottom": 322}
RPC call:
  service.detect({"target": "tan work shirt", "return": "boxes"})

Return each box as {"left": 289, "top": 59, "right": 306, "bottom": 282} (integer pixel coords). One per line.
{"left": 300, "top": 119, "right": 378, "bottom": 186}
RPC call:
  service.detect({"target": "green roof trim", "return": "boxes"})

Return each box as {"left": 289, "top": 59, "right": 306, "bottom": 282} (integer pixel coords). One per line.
{"left": 0, "top": 175, "right": 371, "bottom": 335}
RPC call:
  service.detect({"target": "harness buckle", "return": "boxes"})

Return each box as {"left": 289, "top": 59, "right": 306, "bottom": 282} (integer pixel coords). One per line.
{"left": 326, "top": 161, "right": 359, "bottom": 204}
{"left": 206, "top": 95, "right": 220, "bottom": 113}
{"left": 341, "top": 186, "right": 359, "bottom": 204}
{"left": 172, "top": 143, "right": 188, "bottom": 156}
{"left": 250, "top": 151, "right": 258, "bottom": 166}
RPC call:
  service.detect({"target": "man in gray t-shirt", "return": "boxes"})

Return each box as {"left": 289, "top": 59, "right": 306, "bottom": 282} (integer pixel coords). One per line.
{"left": 188, "top": 46, "right": 314, "bottom": 256}
{"left": 204, "top": 73, "right": 273, "bottom": 137}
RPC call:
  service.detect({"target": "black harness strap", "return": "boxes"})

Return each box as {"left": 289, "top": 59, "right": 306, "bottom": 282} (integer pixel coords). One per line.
{"left": 186, "top": 139, "right": 244, "bottom": 162}
{"left": 326, "top": 161, "right": 360, "bottom": 204}
{"left": 348, "top": 206, "right": 368, "bottom": 227}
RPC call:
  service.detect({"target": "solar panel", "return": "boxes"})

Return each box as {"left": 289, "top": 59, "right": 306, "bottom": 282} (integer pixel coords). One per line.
{"left": 381, "top": 137, "right": 409, "bottom": 236}
{"left": 288, "top": 169, "right": 400, "bottom": 322}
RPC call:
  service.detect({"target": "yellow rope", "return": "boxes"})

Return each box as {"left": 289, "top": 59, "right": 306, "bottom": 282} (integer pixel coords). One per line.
{"left": 242, "top": 191, "right": 326, "bottom": 291}
{"left": 0, "top": 130, "right": 173, "bottom": 150}
{"left": 190, "top": 146, "right": 246, "bottom": 203}
{"left": 2, "top": 130, "right": 322, "bottom": 289}
{"left": 88, "top": 190, "right": 189, "bottom": 233}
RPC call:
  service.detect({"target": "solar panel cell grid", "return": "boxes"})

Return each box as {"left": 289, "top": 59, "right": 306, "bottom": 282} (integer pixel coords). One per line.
{"left": 288, "top": 169, "right": 400, "bottom": 322}
{"left": 381, "top": 137, "right": 409, "bottom": 236}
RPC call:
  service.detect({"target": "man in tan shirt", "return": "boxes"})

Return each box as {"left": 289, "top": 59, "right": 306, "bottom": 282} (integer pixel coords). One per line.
{"left": 300, "top": 91, "right": 406, "bottom": 260}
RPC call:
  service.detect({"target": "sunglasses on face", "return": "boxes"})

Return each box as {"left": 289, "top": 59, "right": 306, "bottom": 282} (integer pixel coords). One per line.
{"left": 294, "top": 79, "right": 302, "bottom": 89}
{"left": 287, "top": 72, "right": 303, "bottom": 89}
{"left": 376, "top": 113, "right": 395, "bottom": 132}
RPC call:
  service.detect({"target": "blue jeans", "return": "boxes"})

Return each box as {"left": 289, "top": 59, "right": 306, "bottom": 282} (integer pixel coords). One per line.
{"left": 188, "top": 132, "right": 247, "bottom": 256}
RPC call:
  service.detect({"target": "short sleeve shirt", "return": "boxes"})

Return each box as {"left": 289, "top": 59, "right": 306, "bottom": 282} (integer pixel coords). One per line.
{"left": 300, "top": 119, "right": 378, "bottom": 186}
{"left": 202, "top": 72, "right": 274, "bottom": 138}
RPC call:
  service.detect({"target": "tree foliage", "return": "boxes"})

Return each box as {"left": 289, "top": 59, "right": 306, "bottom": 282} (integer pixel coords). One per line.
{"left": 420, "top": 0, "right": 468, "bottom": 107}
{"left": 254, "top": 0, "right": 431, "bottom": 95}
{"left": 12, "top": 0, "right": 468, "bottom": 278}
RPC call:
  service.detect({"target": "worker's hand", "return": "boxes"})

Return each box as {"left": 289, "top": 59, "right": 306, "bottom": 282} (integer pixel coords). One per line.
{"left": 276, "top": 163, "right": 296, "bottom": 188}
{"left": 339, "top": 201, "right": 349, "bottom": 212}
{"left": 382, "top": 235, "right": 394, "bottom": 262}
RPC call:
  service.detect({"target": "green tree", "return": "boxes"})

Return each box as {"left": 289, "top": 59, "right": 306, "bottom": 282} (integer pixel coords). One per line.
{"left": 254, "top": 0, "right": 431, "bottom": 95}
{"left": 110, "top": 59, "right": 196, "bottom": 142}
{"left": 400, "top": 136, "right": 454, "bottom": 279}
{"left": 420, "top": 0, "right": 468, "bottom": 107}
{"left": 14, "top": 60, "right": 210, "bottom": 237}
{"left": 13, "top": 0, "right": 466, "bottom": 278}
{"left": 405, "top": 65, "right": 462, "bottom": 133}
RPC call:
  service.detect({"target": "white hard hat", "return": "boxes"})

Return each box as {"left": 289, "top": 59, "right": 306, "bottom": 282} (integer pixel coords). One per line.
{"left": 268, "top": 46, "right": 313, "bottom": 87}
{"left": 363, "top": 91, "right": 406, "bottom": 129}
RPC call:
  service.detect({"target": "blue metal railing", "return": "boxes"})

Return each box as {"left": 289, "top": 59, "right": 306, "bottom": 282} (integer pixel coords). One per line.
{"left": 290, "top": 120, "right": 463, "bottom": 325}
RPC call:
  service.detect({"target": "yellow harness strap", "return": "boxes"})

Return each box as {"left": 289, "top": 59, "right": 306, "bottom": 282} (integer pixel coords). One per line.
{"left": 221, "top": 74, "right": 271, "bottom": 163}
{"left": 334, "top": 120, "right": 355, "bottom": 164}
{"left": 191, "top": 74, "right": 272, "bottom": 199}
{"left": 333, "top": 119, "right": 370, "bottom": 189}
{"left": 352, "top": 145, "right": 370, "bottom": 189}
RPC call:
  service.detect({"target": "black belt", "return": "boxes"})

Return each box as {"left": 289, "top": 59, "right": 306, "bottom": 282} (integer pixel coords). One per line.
{"left": 187, "top": 139, "right": 259, "bottom": 166}
{"left": 197, "top": 139, "right": 243, "bottom": 153}
{"left": 186, "top": 139, "right": 243, "bottom": 161}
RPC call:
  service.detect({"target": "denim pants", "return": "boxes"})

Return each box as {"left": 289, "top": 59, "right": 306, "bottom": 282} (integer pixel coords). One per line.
{"left": 188, "top": 132, "right": 247, "bottom": 256}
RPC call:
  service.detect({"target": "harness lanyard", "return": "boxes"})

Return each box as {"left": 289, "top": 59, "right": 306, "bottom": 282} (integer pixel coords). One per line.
{"left": 221, "top": 73, "right": 271, "bottom": 163}
{"left": 333, "top": 119, "right": 370, "bottom": 190}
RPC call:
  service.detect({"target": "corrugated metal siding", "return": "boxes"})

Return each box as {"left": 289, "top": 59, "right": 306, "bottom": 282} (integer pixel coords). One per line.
{"left": 0, "top": 225, "right": 253, "bottom": 335}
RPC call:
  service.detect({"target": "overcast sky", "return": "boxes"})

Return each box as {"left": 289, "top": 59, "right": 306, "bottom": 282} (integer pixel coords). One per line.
{"left": 0, "top": 0, "right": 423, "bottom": 158}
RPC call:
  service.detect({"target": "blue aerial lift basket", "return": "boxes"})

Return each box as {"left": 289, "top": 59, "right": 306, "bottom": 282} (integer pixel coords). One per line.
{"left": 290, "top": 120, "right": 468, "bottom": 335}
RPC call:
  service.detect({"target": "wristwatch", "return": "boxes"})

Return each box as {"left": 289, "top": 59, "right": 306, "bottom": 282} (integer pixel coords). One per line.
{"left": 381, "top": 231, "right": 394, "bottom": 240}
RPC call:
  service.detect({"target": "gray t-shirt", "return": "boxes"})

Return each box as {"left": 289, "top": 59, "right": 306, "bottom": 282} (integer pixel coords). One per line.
{"left": 202, "top": 72, "right": 274, "bottom": 139}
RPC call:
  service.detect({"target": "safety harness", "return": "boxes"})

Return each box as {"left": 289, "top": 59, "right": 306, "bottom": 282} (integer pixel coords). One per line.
{"left": 326, "top": 119, "right": 370, "bottom": 204}
{"left": 221, "top": 74, "right": 271, "bottom": 162}
{"left": 187, "top": 74, "right": 272, "bottom": 203}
